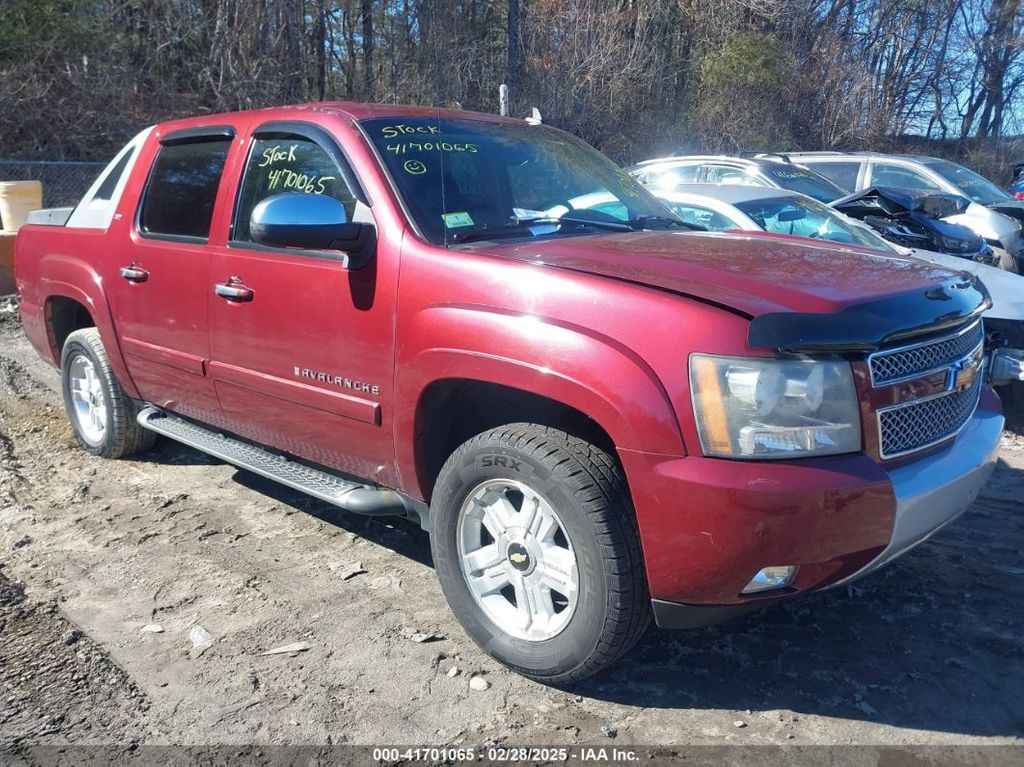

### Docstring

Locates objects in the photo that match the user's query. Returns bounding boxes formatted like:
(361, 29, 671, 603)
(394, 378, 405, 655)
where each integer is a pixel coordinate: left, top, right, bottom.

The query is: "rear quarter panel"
(15, 225, 138, 397)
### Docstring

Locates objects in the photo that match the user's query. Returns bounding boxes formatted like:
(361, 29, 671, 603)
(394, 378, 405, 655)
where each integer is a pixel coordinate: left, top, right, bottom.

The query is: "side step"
(137, 407, 425, 524)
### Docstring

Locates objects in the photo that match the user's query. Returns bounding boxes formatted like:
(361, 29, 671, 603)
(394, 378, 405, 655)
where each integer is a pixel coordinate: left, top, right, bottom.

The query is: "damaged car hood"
(833, 186, 972, 219)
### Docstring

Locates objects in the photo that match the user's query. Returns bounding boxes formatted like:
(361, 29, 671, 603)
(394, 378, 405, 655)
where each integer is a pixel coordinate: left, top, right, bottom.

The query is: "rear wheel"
(61, 328, 156, 458)
(430, 423, 650, 684)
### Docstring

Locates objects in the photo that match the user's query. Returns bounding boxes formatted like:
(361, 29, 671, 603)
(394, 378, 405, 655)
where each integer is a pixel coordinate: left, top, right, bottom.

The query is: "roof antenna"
(525, 107, 542, 125)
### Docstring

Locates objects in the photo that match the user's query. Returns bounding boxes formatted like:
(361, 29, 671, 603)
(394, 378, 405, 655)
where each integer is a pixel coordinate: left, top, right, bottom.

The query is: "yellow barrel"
(0, 180, 43, 232)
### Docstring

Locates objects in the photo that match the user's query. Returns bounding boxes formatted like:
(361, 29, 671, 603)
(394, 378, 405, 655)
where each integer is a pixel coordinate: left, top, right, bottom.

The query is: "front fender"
(394, 304, 686, 497)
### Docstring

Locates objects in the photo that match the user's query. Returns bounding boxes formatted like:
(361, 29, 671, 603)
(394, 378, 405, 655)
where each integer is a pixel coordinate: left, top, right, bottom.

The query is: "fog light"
(742, 566, 798, 594)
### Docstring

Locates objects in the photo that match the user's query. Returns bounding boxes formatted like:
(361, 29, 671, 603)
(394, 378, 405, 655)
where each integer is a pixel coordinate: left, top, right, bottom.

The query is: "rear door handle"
(214, 280, 254, 302)
(119, 265, 149, 283)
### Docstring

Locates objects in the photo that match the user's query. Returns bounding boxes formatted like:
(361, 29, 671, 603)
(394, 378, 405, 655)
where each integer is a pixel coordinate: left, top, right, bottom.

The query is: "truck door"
(111, 128, 235, 423)
(207, 121, 398, 486)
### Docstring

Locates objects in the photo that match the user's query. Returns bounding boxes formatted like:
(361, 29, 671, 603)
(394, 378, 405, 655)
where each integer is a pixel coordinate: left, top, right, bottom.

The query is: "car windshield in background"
(758, 164, 846, 203)
(735, 195, 892, 251)
(924, 159, 1010, 205)
(361, 117, 681, 245)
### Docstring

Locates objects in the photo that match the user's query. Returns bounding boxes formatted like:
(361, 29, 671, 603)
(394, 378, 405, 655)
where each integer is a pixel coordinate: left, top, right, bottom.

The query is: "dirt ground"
(1, 297, 1023, 751)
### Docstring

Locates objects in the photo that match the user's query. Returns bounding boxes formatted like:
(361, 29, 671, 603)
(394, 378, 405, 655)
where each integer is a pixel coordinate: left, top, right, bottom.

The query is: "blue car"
(1010, 161, 1024, 200)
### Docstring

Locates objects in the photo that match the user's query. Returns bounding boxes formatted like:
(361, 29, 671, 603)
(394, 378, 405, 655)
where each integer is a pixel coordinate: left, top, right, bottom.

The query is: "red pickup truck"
(15, 103, 1003, 683)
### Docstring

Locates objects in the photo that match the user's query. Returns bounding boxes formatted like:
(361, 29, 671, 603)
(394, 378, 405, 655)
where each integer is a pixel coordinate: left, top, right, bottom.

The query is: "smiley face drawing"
(404, 159, 427, 175)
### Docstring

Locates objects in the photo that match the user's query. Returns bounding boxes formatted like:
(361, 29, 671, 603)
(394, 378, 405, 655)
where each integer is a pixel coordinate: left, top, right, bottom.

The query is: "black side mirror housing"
(250, 192, 376, 267)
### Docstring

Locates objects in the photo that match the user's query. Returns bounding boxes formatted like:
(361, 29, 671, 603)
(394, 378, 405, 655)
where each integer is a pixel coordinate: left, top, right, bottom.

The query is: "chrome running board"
(137, 407, 425, 524)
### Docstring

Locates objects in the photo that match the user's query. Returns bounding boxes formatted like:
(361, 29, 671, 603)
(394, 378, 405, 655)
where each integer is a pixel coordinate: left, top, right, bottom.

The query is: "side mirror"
(250, 192, 375, 267)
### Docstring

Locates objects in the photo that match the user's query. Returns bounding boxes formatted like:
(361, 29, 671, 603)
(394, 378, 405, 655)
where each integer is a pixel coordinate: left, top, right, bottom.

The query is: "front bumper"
(828, 399, 1002, 588)
(620, 393, 1003, 628)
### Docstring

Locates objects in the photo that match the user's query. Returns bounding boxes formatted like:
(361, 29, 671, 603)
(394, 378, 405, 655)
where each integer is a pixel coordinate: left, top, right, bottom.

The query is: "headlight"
(689, 354, 861, 459)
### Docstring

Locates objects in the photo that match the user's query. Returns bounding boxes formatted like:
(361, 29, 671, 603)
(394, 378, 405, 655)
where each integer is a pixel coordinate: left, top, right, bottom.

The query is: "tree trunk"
(362, 0, 375, 100)
(507, 0, 523, 105)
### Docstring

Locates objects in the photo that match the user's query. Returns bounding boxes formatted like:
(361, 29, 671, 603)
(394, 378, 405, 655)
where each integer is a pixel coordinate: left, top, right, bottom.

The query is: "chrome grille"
(869, 321, 984, 386)
(877, 375, 982, 459)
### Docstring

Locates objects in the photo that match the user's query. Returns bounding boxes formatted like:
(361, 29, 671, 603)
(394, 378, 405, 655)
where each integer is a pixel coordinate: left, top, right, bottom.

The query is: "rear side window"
(702, 164, 768, 186)
(869, 163, 939, 192)
(233, 134, 357, 243)
(140, 138, 232, 239)
(804, 161, 861, 192)
(646, 165, 699, 189)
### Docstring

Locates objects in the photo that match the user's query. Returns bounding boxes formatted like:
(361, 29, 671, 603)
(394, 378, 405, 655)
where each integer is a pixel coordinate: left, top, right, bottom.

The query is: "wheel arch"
(412, 377, 619, 502)
(397, 334, 685, 502)
(39, 268, 139, 399)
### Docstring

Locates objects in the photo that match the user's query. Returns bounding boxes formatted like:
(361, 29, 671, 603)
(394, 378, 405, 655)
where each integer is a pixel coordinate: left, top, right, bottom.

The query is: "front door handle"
(119, 265, 149, 283)
(214, 279, 254, 302)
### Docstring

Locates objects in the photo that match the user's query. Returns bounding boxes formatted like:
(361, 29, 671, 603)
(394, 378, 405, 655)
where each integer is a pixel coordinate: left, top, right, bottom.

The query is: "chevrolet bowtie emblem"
(947, 348, 982, 392)
(509, 552, 528, 564)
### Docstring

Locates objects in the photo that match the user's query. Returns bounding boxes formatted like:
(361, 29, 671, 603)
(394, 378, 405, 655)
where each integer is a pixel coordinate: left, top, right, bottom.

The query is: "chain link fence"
(0, 160, 106, 209)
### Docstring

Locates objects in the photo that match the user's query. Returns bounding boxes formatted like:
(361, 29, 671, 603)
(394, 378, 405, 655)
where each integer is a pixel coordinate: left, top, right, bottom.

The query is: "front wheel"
(430, 424, 650, 684)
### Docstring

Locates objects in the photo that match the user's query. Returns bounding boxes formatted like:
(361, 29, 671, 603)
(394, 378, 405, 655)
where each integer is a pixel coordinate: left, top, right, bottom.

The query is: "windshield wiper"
(449, 224, 545, 244)
(630, 214, 704, 232)
(515, 215, 633, 232)
(451, 216, 632, 245)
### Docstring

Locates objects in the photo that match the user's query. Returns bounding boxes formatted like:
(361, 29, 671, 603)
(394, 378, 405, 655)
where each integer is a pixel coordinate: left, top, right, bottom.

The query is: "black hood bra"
(748, 271, 991, 354)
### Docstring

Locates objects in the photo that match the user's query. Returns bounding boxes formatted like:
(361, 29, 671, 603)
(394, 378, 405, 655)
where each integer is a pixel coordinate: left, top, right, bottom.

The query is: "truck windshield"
(361, 117, 683, 245)
(758, 164, 847, 204)
(923, 159, 1010, 205)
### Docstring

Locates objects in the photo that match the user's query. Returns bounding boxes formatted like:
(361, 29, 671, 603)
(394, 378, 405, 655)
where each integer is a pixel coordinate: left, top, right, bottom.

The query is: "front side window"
(923, 159, 1010, 205)
(234, 133, 358, 243)
(758, 164, 847, 203)
(140, 138, 231, 239)
(361, 117, 681, 245)
(801, 161, 861, 193)
(869, 163, 940, 192)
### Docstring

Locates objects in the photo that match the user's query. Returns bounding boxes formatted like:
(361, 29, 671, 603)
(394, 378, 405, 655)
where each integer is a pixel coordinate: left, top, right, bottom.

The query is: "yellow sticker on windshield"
(443, 211, 475, 228)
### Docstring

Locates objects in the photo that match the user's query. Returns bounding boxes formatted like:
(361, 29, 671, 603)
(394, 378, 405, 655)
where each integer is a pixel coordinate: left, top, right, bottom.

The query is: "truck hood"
(471, 230, 989, 351)
(473, 230, 963, 316)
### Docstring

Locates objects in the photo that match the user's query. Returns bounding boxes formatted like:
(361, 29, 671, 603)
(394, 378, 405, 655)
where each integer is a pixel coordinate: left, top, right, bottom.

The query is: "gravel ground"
(0, 300, 1022, 751)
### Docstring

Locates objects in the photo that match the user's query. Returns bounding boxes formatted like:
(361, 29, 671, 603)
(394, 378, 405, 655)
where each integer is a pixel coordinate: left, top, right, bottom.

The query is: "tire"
(430, 423, 650, 685)
(60, 328, 157, 458)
